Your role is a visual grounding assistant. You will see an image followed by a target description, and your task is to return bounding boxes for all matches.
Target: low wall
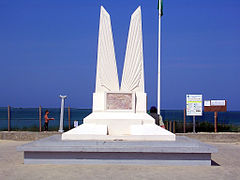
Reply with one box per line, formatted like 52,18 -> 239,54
0,131 -> 239,142
176,133 -> 240,143
0,131 -> 61,141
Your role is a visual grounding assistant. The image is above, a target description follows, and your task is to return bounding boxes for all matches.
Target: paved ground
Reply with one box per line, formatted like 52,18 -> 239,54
0,140 -> 239,180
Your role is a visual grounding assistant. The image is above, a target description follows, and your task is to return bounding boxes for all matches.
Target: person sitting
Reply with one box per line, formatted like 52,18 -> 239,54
149,106 -> 165,129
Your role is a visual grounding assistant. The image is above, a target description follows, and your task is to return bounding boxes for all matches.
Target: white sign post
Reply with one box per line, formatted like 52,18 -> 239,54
186,94 -> 202,133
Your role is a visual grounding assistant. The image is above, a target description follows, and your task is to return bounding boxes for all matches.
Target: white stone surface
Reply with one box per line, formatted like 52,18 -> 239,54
135,92 -> 147,113
131,124 -> 176,141
62,124 -> 107,140
120,7 -> 146,113
62,134 -> 176,141
121,7 -> 144,93
84,112 -> 154,135
95,6 -> 119,93
92,92 -> 105,112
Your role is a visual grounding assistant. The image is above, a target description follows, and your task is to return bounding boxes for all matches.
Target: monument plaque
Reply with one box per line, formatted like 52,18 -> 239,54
106,92 -> 134,111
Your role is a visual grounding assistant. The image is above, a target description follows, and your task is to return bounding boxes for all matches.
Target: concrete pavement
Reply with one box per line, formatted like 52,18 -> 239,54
0,140 -> 239,180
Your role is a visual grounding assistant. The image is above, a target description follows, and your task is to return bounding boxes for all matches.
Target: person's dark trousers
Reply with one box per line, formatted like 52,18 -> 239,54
44,122 -> 48,131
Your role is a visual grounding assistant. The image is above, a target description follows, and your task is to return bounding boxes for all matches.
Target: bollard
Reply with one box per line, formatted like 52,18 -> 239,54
184,108 -> 186,133
169,121 -> 172,132
8,105 -> 11,131
214,112 -> 218,133
39,106 -> 42,132
173,121 -> 176,133
68,106 -> 71,130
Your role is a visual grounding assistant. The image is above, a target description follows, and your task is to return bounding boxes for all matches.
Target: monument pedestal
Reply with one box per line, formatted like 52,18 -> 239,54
84,112 -> 148,135
62,112 -> 175,140
17,135 -> 217,166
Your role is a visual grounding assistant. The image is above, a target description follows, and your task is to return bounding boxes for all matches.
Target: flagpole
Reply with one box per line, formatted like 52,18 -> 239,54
157,4 -> 161,115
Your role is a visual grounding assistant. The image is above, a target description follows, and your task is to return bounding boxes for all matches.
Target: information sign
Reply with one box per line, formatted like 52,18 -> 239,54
204,100 -> 227,112
186,94 -> 202,116
204,100 -> 211,106
74,120 -> 78,128
211,100 -> 225,106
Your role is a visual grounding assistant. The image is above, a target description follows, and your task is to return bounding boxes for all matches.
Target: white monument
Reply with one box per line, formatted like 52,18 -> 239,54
19,6 -> 217,167
62,6 -> 175,141
59,95 -> 67,133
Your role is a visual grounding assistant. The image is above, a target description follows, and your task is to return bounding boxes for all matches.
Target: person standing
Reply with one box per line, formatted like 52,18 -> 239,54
44,110 -> 54,132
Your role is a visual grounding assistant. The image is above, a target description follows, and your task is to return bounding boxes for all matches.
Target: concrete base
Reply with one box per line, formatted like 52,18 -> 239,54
83,112 -> 155,135
17,135 -> 217,166
62,112 -> 176,141
62,123 -> 175,141
63,124 -> 107,136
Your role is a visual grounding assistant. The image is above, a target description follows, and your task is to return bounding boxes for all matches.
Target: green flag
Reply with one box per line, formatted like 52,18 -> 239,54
157,0 -> 163,16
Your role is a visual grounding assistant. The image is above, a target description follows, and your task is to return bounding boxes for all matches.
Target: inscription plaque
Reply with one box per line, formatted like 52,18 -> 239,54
106,93 -> 133,110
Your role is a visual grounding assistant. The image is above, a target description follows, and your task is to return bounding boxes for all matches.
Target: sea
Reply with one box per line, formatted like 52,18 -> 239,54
0,107 -> 239,131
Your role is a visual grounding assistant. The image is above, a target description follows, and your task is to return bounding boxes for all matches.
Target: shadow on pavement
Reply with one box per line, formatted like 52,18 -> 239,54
211,160 -> 220,166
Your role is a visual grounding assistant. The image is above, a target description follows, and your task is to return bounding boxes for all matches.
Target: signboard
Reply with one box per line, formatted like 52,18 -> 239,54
204,100 -> 210,106
204,99 -> 227,133
211,100 -> 225,106
74,120 -> 78,128
186,94 -> 202,116
204,100 -> 227,112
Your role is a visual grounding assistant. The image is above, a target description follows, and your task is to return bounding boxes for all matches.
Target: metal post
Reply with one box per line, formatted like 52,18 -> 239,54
68,106 -> 71,130
39,106 -> 42,132
166,121 -> 168,130
157,1 -> 162,116
169,121 -> 172,132
214,111 -> 218,133
184,108 -> 186,133
8,105 -> 11,131
173,121 -> 176,133
59,95 -> 67,133
193,116 -> 196,133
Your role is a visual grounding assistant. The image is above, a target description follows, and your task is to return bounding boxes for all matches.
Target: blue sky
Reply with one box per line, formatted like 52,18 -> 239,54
0,0 -> 239,110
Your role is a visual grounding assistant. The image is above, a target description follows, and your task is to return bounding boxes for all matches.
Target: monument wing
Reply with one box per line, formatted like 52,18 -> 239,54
121,7 -> 144,92
95,6 -> 119,92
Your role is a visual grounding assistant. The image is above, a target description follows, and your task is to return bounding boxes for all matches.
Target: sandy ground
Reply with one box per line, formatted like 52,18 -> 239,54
0,140 -> 239,180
